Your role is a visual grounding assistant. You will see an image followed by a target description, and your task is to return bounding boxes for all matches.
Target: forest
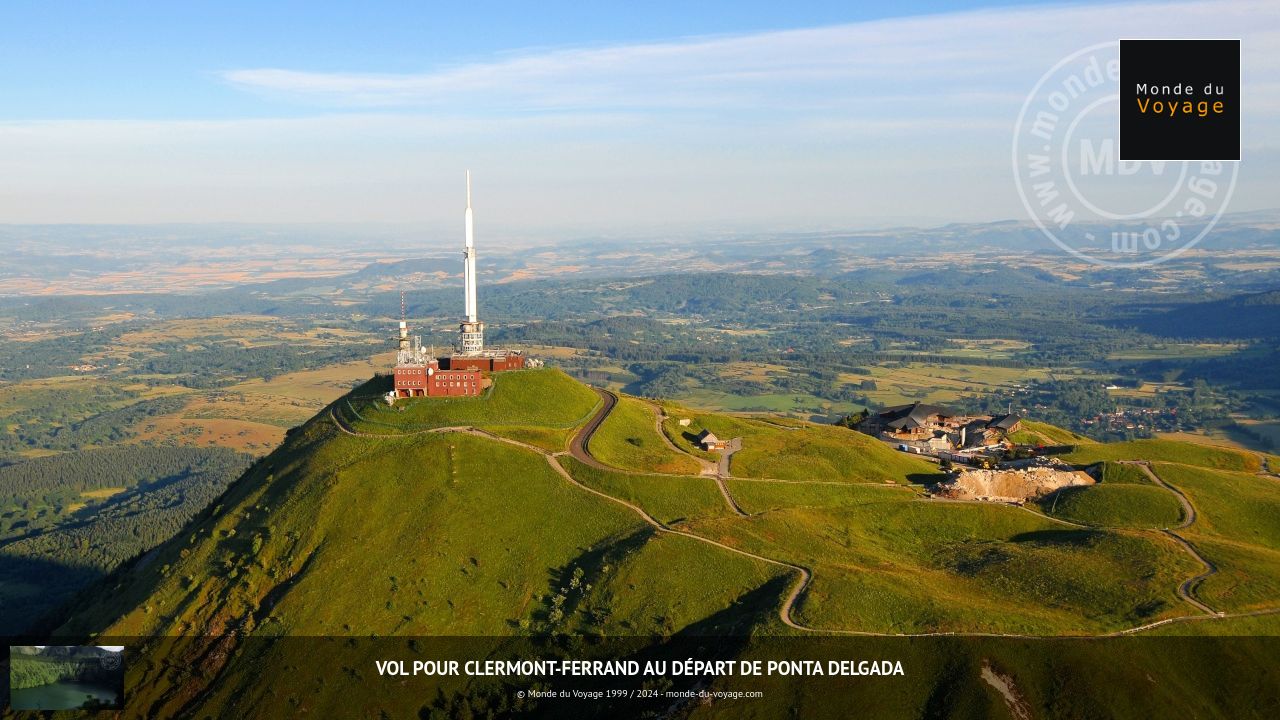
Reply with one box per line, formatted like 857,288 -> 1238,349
10,650 -> 119,691
0,446 -> 250,634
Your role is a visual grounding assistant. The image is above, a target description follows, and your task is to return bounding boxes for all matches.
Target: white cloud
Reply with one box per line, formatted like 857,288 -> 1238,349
2,0 -> 1277,228
220,0 -> 1280,117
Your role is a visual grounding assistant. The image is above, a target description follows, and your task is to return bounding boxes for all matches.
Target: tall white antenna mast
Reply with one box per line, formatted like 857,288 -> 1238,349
463,170 -> 477,323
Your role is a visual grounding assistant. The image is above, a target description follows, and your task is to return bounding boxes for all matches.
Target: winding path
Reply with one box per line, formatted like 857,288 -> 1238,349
329,396 -> 1276,638
567,388 -> 617,471
1118,461 -> 1222,616
648,401 -> 719,477
714,438 -> 749,517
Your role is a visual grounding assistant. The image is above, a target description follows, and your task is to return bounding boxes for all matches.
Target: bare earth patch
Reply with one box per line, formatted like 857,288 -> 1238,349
934,459 -> 1095,503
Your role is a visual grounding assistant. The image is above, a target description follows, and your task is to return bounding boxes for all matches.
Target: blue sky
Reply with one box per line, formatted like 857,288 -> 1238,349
1,0 -> 1276,233
2,0 -> 1072,120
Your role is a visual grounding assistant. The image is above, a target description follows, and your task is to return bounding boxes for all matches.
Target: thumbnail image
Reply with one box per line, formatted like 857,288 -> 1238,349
8,646 -> 123,711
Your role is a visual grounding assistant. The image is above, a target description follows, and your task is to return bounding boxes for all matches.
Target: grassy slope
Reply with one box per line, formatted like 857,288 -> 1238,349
60,372 -> 1272,640
726,480 -> 920,515
56,404 -> 782,717
1014,420 -> 1094,445
346,368 -> 599,434
1154,463 -> 1280,611
63,426 -> 776,639
42,369 -> 1280,717
588,396 -> 701,475
1064,439 -> 1260,473
1039,484 -> 1185,529
561,456 -> 729,525
662,407 -> 940,483
1100,461 -> 1154,484
691,482 -> 1197,634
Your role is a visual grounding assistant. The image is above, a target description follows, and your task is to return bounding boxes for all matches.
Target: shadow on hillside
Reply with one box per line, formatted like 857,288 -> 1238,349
0,553 -> 102,637
1008,528 -> 1102,546
673,574 -> 791,637
533,527 -> 657,631
906,472 -> 948,487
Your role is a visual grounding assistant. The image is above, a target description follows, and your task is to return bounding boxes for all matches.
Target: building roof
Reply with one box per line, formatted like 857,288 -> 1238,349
695,430 -> 720,444
988,414 -> 1022,430
877,402 -> 959,430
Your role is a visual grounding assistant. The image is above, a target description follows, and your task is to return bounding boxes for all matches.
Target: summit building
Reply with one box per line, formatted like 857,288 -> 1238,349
391,173 -> 529,400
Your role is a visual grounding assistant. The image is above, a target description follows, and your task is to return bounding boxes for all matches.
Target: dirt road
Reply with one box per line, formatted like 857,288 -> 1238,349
329,396 -> 1276,637
1119,461 -> 1221,616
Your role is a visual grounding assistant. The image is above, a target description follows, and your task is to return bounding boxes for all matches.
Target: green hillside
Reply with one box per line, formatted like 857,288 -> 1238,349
662,405 -> 940,483
343,367 -> 599,433
45,369 -> 1280,718
588,396 -> 702,475
1063,438 -> 1261,472
1152,463 -> 1280,612
1039,484 -> 1186,529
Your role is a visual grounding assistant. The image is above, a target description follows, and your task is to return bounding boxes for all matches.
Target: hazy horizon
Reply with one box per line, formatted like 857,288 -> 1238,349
2,0 -> 1277,237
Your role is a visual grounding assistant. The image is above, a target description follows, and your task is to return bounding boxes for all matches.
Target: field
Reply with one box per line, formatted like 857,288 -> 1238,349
844,362 -> 1072,407
587,396 -> 702,475
0,317 -> 390,460
940,338 -> 1032,358
678,389 -> 860,416
1105,343 -> 1243,361
133,417 -> 285,454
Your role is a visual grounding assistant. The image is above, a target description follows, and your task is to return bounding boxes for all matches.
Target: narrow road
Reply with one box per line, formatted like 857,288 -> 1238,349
567,387 -> 617,471
715,437 -> 749,517
329,397 -> 1274,638
1119,461 -> 1221,616
648,402 -> 718,476
1258,453 -> 1280,481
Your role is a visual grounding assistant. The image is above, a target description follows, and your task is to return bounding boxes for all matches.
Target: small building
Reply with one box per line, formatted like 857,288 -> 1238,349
696,429 -> 727,451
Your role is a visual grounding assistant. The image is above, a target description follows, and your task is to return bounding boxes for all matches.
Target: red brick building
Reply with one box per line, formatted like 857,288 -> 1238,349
393,360 -> 482,398
441,351 -> 525,372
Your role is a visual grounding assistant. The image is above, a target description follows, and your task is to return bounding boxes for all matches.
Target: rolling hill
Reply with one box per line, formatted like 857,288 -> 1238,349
41,368 -> 1280,718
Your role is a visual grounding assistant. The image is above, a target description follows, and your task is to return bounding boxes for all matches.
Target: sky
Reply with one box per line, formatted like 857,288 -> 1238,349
1,0 -> 1277,237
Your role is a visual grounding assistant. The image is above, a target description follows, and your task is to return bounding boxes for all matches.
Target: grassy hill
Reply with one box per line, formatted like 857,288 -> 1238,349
587,396 -> 702,475
340,368 -> 599,451
1063,438 -> 1261,472
44,369 -> 1280,717
1153,463 -> 1280,612
1038,484 -> 1186,529
660,404 -> 940,483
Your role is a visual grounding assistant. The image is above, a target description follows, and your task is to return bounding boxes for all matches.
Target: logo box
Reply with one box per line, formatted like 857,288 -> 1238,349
1119,39 -> 1240,161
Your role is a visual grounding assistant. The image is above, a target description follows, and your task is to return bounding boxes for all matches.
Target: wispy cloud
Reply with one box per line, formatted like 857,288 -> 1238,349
221,0 -> 1280,116
3,0 -> 1278,227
